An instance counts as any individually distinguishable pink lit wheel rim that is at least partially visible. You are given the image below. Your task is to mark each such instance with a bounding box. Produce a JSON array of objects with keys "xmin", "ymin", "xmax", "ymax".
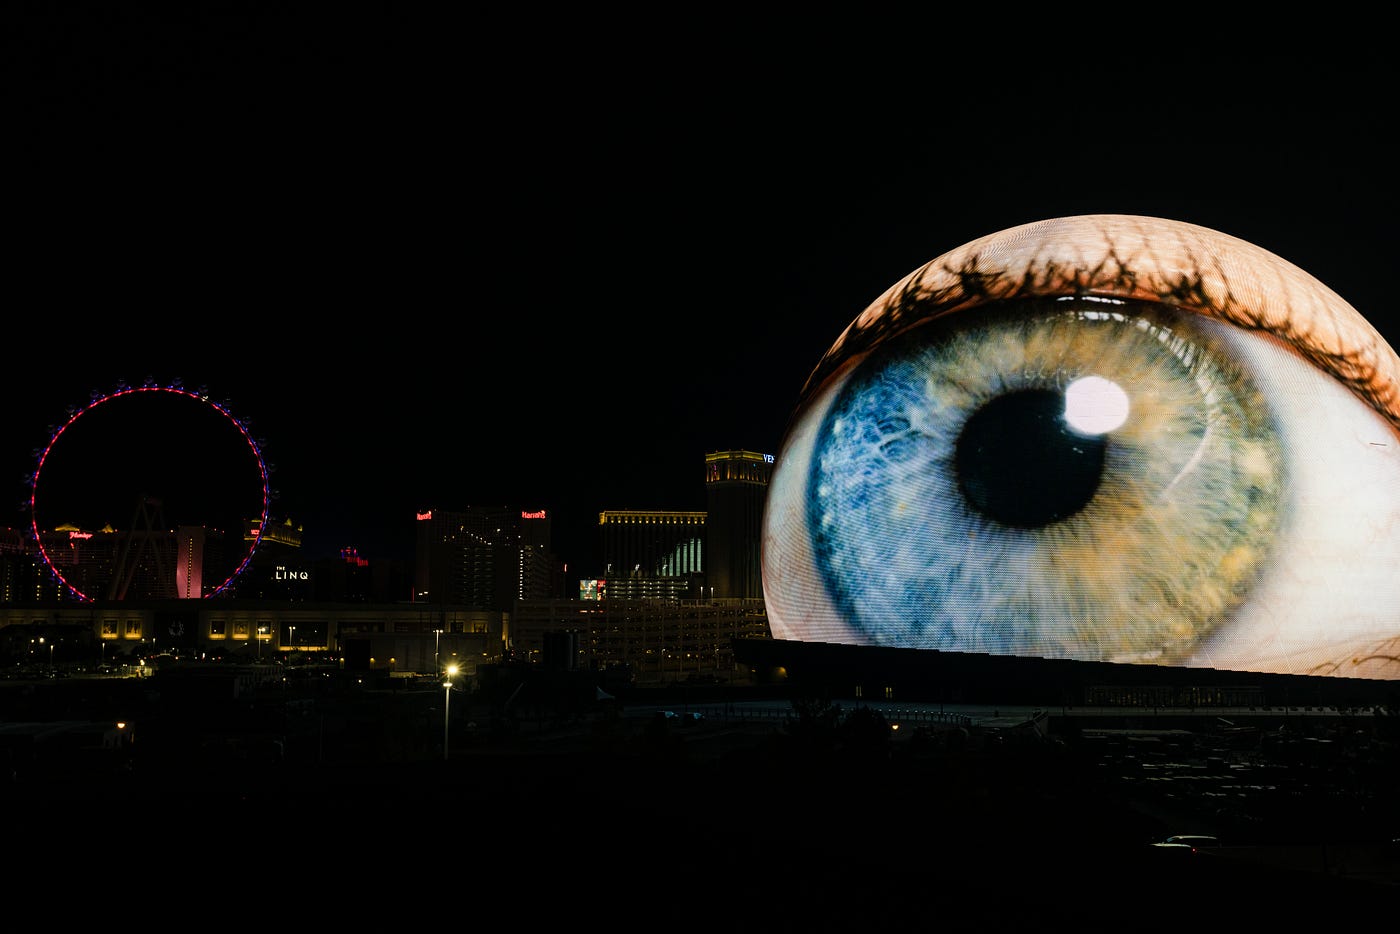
[{"xmin": 28, "ymin": 381, "xmax": 271, "ymax": 600}]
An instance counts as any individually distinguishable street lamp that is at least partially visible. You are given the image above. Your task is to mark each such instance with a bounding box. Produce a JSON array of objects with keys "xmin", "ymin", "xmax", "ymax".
[
  {"xmin": 282, "ymin": 625, "xmax": 296, "ymax": 686},
  {"xmin": 434, "ymin": 628, "xmax": 443, "ymax": 675},
  {"xmin": 443, "ymin": 663, "xmax": 459, "ymax": 760}
]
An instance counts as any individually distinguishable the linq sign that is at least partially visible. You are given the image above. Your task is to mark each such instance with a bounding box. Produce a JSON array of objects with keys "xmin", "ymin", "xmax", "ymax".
[{"xmin": 275, "ymin": 566, "xmax": 309, "ymax": 581}]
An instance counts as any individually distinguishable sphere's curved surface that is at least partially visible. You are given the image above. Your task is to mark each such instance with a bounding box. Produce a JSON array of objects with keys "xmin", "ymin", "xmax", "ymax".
[
  {"xmin": 29, "ymin": 383, "xmax": 271, "ymax": 601},
  {"xmin": 761, "ymin": 215, "xmax": 1400, "ymax": 680}
]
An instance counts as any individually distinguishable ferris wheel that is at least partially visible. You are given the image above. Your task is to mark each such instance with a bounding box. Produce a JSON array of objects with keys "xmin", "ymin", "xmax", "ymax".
[{"xmin": 27, "ymin": 378, "xmax": 272, "ymax": 601}]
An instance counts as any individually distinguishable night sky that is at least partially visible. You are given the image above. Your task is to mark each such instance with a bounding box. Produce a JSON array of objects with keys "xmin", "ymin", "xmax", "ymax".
[{"xmin": 6, "ymin": 11, "xmax": 1396, "ymax": 575}]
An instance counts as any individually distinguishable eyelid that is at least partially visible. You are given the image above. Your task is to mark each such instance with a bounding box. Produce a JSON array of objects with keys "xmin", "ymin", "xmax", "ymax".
[{"xmin": 801, "ymin": 214, "xmax": 1400, "ymax": 430}]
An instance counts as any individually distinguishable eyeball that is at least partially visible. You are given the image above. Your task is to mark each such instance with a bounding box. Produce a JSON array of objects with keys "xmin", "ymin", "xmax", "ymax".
[{"xmin": 762, "ymin": 215, "xmax": 1400, "ymax": 680}]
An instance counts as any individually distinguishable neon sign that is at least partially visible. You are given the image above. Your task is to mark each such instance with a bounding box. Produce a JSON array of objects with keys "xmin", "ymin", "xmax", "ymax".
[{"xmin": 522, "ymin": 510, "xmax": 546, "ymax": 519}]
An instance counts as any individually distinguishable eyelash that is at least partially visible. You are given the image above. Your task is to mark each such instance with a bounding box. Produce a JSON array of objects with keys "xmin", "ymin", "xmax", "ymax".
[{"xmin": 800, "ymin": 221, "xmax": 1398, "ymax": 435}]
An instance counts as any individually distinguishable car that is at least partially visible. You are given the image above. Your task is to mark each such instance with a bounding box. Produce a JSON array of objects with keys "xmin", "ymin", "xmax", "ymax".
[{"xmin": 1150, "ymin": 834, "xmax": 1220, "ymax": 853}]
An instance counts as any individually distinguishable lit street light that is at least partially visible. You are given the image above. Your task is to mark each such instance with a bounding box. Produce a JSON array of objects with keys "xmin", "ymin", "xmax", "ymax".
[
  {"xmin": 282, "ymin": 625, "xmax": 297, "ymax": 686},
  {"xmin": 443, "ymin": 663, "xmax": 459, "ymax": 760}
]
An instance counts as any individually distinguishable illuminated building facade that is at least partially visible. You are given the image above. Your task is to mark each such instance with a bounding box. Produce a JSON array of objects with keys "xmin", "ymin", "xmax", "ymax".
[
  {"xmin": 414, "ymin": 506, "xmax": 561, "ymax": 609},
  {"xmin": 28, "ymin": 523, "xmax": 232, "ymax": 601},
  {"xmin": 591, "ymin": 575, "xmax": 696, "ymax": 602},
  {"xmin": 510, "ymin": 596, "xmax": 770, "ymax": 684},
  {"xmin": 239, "ymin": 521, "xmax": 412, "ymax": 603},
  {"xmin": 598, "ymin": 510, "xmax": 705, "ymax": 580},
  {"xmin": 556, "ymin": 453, "xmax": 773, "ymax": 676},
  {"xmin": 239, "ymin": 517, "xmax": 312, "ymax": 600},
  {"xmin": 703, "ymin": 450, "xmax": 771, "ymax": 599},
  {"xmin": 5, "ymin": 517, "xmax": 411, "ymax": 607},
  {"xmin": 0, "ymin": 526, "xmax": 46, "ymax": 603},
  {"xmin": 0, "ymin": 599, "xmax": 507, "ymax": 674}
]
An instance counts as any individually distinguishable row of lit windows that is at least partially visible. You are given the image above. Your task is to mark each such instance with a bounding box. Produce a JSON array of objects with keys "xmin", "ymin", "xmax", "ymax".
[
  {"xmin": 598, "ymin": 511, "xmax": 706, "ymax": 526},
  {"xmin": 207, "ymin": 620, "xmax": 276, "ymax": 640},
  {"xmin": 98, "ymin": 619, "xmax": 151, "ymax": 639},
  {"xmin": 1082, "ymin": 685, "xmax": 1267, "ymax": 707},
  {"xmin": 93, "ymin": 618, "xmax": 279, "ymax": 640}
]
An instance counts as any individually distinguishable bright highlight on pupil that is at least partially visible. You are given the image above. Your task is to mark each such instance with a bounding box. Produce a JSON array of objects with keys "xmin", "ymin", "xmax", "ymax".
[{"xmin": 1064, "ymin": 376, "xmax": 1129, "ymax": 435}]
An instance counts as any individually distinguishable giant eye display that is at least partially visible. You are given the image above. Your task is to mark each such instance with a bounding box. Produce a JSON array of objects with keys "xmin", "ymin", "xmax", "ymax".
[{"xmin": 761, "ymin": 215, "xmax": 1400, "ymax": 680}]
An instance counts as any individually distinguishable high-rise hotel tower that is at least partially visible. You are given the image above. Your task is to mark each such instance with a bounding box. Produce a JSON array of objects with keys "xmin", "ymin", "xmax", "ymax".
[
  {"xmin": 414, "ymin": 505, "xmax": 559, "ymax": 608},
  {"xmin": 704, "ymin": 450, "xmax": 771, "ymax": 599},
  {"xmin": 598, "ymin": 511, "xmax": 706, "ymax": 580}
]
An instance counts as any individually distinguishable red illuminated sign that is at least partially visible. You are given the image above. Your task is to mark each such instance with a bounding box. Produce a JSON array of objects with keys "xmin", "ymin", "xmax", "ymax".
[
  {"xmin": 522, "ymin": 510, "xmax": 546, "ymax": 519},
  {"xmin": 68, "ymin": 531, "xmax": 93, "ymax": 540}
]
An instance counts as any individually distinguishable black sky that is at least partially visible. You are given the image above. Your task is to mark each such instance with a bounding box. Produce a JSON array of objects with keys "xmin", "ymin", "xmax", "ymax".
[{"xmin": 5, "ymin": 11, "xmax": 1397, "ymax": 575}]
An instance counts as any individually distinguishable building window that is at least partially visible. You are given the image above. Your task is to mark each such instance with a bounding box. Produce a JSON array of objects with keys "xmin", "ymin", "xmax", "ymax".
[
  {"xmin": 125, "ymin": 619, "xmax": 142, "ymax": 639},
  {"xmin": 233, "ymin": 621, "xmax": 250, "ymax": 640},
  {"xmin": 209, "ymin": 619, "xmax": 226, "ymax": 639}
]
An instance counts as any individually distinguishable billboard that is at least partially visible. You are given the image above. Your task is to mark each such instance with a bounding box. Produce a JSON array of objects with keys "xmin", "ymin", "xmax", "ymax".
[{"xmin": 762, "ymin": 215, "xmax": 1400, "ymax": 680}]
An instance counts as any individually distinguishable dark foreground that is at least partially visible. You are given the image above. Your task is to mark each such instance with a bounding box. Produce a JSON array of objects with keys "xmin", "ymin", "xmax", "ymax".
[{"xmin": 4, "ymin": 678, "xmax": 1398, "ymax": 930}]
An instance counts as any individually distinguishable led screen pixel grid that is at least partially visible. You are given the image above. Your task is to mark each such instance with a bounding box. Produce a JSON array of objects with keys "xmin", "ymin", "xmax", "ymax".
[{"xmin": 761, "ymin": 215, "xmax": 1400, "ymax": 681}]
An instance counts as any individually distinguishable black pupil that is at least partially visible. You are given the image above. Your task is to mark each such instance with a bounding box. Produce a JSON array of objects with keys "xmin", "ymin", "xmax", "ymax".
[{"xmin": 955, "ymin": 388, "xmax": 1107, "ymax": 528}]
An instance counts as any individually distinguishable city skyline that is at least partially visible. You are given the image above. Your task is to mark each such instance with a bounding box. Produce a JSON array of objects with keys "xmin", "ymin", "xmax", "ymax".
[{"xmin": 8, "ymin": 378, "xmax": 772, "ymax": 577}]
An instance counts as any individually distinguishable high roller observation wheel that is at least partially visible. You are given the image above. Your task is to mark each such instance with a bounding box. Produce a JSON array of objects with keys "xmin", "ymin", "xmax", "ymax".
[{"xmin": 27, "ymin": 380, "xmax": 272, "ymax": 601}]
